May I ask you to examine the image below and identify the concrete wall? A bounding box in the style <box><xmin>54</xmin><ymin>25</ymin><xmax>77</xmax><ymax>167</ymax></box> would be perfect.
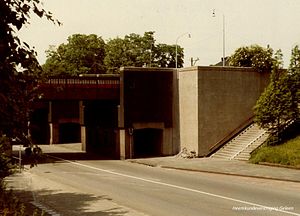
<box><xmin>178</xmin><ymin>69</ymin><xmax>199</xmax><ymax>154</ymax></box>
<box><xmin>179</xmin><ymin>66</ymin><xmax>269</xmax><ymax>156</ymax></box>
<box><xmin>119</xmin><ymin>67</ymin><xmax>180</xmax><ymax>158</ymax></box>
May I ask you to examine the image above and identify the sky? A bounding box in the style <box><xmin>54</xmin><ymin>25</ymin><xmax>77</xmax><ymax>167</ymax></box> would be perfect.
<box><xmin>18</xmin><ymin>0</ymin><xmax>300</xmax><ymax>68</ymax></box>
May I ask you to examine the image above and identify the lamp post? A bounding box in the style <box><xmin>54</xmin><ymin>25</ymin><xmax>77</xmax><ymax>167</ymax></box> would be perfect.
<box><xmin>213</xmin><ymin>9</ymin><xmax>226</xmax><ymax>67</ymax></box>
<box><xmin>176</xmin><ymin>32</ymin><xmax>191</xmax><ymax>68</ymax></box>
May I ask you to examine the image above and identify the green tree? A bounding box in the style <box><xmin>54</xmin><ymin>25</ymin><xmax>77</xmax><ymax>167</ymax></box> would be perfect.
<box><xmin>104</xmin><ymin>31</ymin><xmax>184</xmax><ymax>73</ymax></box>
<box><xmin>254</xmin><ymin>45</ymin><xmax>300</xmax><ymax>141</ymax></box>
<box><xmin>43</xmin><ymin>34</ymin><xmax>106</xmax><ymax>76</ymax></box>
<box><xmin>0</xmin><ymin>0</ymin><xmax>58</xmax><ymax>138</ymax></box>
<box><xmin>0</xmin><ymin>0</ymin><xmax>58</xmax><ymax>181</ymax></box>
<box><xmin>104</xmin><ymin>31</ymin><xmax>155</xmax><ymax>73</ymax></box>
<box><xmin>228</xmin><ymin>44</ymin><xmax>280</xmax><ymax>72</ymax></box>
<box><xmin>153</xmin><ymin>43</ymin><xmax>183</xmax><ymax>68</ymax></box>
<box><xmin>288</xmin><ymin>45</ymin><xmax>300</xmax><ymax>113</ymax></box>
<box><xmin>289</xmin><ymin>45</ymin><xmax>300</xmax><ymax>70</ymax></box>
<box><xmin>254</xmin><ymin>69</ymin><xmax>296</xmax><ymax>136</ymax></box>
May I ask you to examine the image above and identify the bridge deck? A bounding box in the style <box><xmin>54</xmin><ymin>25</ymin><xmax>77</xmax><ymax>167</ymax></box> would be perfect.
<box><xmin>39</xmin><ymin>75</ymin><xmax>120</xmax><ymax>100</ymax></box>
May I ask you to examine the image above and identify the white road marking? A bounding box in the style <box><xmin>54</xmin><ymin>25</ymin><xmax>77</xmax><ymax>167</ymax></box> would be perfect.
<box><xmin>50</xmin><ymin>156</ymin><xmax>300</xmax><ymax>216</ymax></box>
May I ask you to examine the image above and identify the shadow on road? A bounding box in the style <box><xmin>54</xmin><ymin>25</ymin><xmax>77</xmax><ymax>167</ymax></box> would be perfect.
<box><xmin>12</xmin><ymin>188</ymin><xmax>130</xmax><ymax>216</ymax></box>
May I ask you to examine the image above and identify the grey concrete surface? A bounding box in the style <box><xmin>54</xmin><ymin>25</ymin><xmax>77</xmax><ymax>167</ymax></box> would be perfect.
<box><xmin>6</xmin><ymin>144</ymin><xmax>300</xmax><ymax>216</ymax></box>
<box><xmin>35</xmin><ymin>143</ymin><xmax>300</xmax><ymax>183</ymax></box>
<box><xmin>5</xmin><ymin>169</ymin><xmax>149</xmax><ymax>216</ymax></box>
<box><xmin>6</xmin><ymin>158</ymin><xmax>299</xmax><ymax>216</ymax></box>
<box><xmin>128</xmin><ymin>156</ymin><xmax>300</xmax><ymax>183</ymax></box>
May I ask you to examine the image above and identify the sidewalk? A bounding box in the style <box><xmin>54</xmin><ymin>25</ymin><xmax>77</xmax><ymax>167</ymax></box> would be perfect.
<box><xmin>128</xmin><ymin>157</ymin><xmax>300</xmax><ymax>183</ymax></box>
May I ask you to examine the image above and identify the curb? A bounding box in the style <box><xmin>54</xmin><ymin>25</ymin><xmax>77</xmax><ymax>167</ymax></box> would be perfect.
<box><xmin>128</xmin><ymin>160</ymin><xmax>300</xmax><ymax>183</ymax></box>
<box><xmin>127</xmin><ymin>160</ymin><xmax>158</xmax><ymax>167</ymax></box>
<box><xmin>161</xmin><ymin>165</ymin><xmax>300</xmax><ymax>183</ymax></box>
<box><xmin>258</xmin><ymin>162</ymin><xmax>300</xmax><ymax>170</ymax></box>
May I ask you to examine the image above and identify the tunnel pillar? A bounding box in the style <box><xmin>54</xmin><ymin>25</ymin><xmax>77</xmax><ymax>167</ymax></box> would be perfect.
<box><xmin>48</xmin><ymin>102</ymin><xmax>59</xmax><ymax>144</ymax></box>
<box><xmin>119</xmin><ymin>129</ymin><xmax>126</xmax><ymax>160</ymax></box>
<box><xmin>79</xmin><ymin>101</ymin><xmax>86</xmax><ymax>151</ymax></box>
<box><xmin>49</xmin><ymin>123</ymin><xmax>59</xmax><ymax>144</ymax></box>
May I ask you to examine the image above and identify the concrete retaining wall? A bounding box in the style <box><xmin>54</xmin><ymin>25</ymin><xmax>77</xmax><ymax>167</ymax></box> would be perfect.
<box><xmin>179</xmin><ymin>66</ymin><xmax>269</xmax><ymax>156</ymax></box>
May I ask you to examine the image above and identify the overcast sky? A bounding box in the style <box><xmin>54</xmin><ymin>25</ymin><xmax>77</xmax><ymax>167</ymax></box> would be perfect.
<box><xmin>18</xmin><ymin>0</ymin><xmax>300</xmax><ymax>68</ymax></box>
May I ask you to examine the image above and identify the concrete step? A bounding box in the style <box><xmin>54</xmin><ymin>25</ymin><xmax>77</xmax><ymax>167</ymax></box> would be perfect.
<box><xmin>221</xmin><ymin>149</ymin><xmax>243</xmax><ymax>154</ymax></box>
<box><xmin>224</xmin><ymin>142</ymin><xmax>250</xmax><ymax>147</ymax></box>
<box><xmin>212</xmin><ymin>152</ymin><xmax>232</xmax><ymax>157</ymax></box>
<box><xmin>211</xmin><ymin>154</ymin><xmax>231</xmax><ymax>159</ymax></box>
<box><xmin>226</xmin><ymin>140</ymin><xmax>253</xmax><ymax>144</ymax></box>
<box><xmin>211</xmin><ymin>122</ymin><xmax>268</xmax><ymax>161</ymax></box>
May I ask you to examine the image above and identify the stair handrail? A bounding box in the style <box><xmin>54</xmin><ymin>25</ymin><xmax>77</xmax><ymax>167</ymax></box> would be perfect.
<box><xmin>230</xmin><ymin>129</ymin><xmax>267</xmax><ymax>160</ymax></box>
<box><xmin>208</xmin><ymin>115</ymin><xmax>255</xmax><ymax>156</ymax></box>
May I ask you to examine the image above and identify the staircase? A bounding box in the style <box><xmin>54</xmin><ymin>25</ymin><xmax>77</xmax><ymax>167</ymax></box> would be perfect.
<box><xmin>211</xmin><ymin>123</ymin><xmax>268</xmax><ymax>161</ymax></box>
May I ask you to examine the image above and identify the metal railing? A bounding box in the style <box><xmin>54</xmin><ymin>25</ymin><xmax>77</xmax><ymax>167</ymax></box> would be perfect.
<box><xmin>45</xmin><ymin>77</ymin><xmax>120</xmax><ymax>88</ymax></box>
<box><xmin>208</xmin><ymin>116</ymin><xmax>255</xmax><ymax>156</ymax></box>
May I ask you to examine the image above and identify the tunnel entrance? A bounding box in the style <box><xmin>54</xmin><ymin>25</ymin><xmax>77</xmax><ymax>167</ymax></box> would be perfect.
<box><xmin>133</xmin><ymin>128</ymin><xmax>163</xmax><ymax>158</ymax></box>
<box><xmin>59</xmin><ymin>123</ymin><xmax>81</xmax><ymax>143</ymax></box>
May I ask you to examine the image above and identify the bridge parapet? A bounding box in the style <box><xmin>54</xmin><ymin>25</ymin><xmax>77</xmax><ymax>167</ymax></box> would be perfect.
<box><xmin>44</xmin><ymin>75</ymin><xmax>120</xmax><ymax>88</ymax></box>
<box><xmin>39</xmin><ymin>75</ymin><xmax>120</xmax><ymax>100</ymax></box>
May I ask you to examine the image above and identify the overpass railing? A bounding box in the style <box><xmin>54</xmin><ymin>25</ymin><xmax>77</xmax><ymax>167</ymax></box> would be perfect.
<box><xmin>43</xmin><ymin>75</ymin><xmax>120</xmax><ymax>89</ymax></box>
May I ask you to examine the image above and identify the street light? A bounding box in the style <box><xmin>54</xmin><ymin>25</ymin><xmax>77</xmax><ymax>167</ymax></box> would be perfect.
<box><xmin>176</xmin><ymin>32</ymin><xmax>191</xmax><ymax>68</ymax></box>
<box><xmin>213</xmin><ymin>9</ymin><xmax>226</xmax><ymax>67</ymax></box>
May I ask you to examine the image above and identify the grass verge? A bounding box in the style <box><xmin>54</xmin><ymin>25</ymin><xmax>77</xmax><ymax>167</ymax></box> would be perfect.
<box><xmin>250</xmin><ymin>135</ymin><xmax>300</xmax><ymax>168</ymax></box>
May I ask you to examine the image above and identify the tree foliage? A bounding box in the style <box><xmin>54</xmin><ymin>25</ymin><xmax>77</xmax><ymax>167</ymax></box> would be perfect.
<box><xmin>43</xmin><ymin>34</ymin><xmax>106</xmax><ymax>76</ymax></box>
<box><xmin>0</xmin><ymin>0</ymin><xmax>58</xmax><ymax>180</ymax></box>
<box><xmin>254</xmin><ymin>45</ymin><xmax>300</xmax><ymax>140</ymax></box>
<box><xmin>228</xmin><ymin>44</ymin><xmax>282</xmax><ymax>72</ymax></box>
<box><xmin>154</xmin><ymin>43</ymin><xmax>183</xmax><ymax>68</ymax></box>
<box><xmin>104</xmin><ymin>31</ymin><xmax>184</xmax><ymax>73</ymax></box>
<box><xmin>43</xmin><ymin>31</ymin><xmax>184</xmax><ymax>75</ymax></box>
<box><xmin>254</xmin><ymin>69</ymin><xmax>297</xmax><ymax>136</ymax></box>
<box><xmin>0</xmin><ymin>136</ymin><xmax>13</xmax><ymax>179</ymax></box>
<box><xmin>0</xmin><ymin>0</ymin><xmax>58</xmax><ymax>139</ymax></box>
<box><xmin>288</xmin><ymin>45</ymin><xmax>300</xmax><ymax>116</ymax></box>
<box><xmin>104</xmin><ymin>32</ymin><xmax>155</xmax><ymax>72</ymax></box>
<box><xmin>0</xmin><ymin>0</ymin><xmax>59</xmax><ymax>146</ymax></box>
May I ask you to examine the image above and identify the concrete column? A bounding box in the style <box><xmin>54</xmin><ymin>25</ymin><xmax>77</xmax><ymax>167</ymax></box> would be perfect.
<box><xmin>162</xmin><ymin>128</ymin><xmax>173</xmax><ymax>155</ymax></box>
<box><xmin>173</xmin><ymin>70</ymin><xmax>181</xmax><ymax>154</ymax></box>
<box><xmin>49</xmin><ymin>122</ymin><xmax>53</xmax><ymax>144</ymax></box>
<box><xmin>119</xmin><ymin>129</ymin><xmax>126</xmax><ymax>160</ymax></box>
<box><xmin>79</xmin><ymin>101</ymin><xmax>86</xmax><ymax>151</ymax></box>
<box><xmin>81</xmin><ymin>126</ymin><xmax>86</xmax><ymax>152</ymax></box>
<box><xmin>48</xmin><ymin>101</ymin><xmax>59</xmax><ymax>144</ymax></box>
<box><xmin>49</xmin><ymin>122</ymin><xmax>59</xmax><ymax>144</ymax></box>
<box><xmin>48</xmin><ymin>101</ymin><xmax>52</xmax><ymax>123</ymax></box>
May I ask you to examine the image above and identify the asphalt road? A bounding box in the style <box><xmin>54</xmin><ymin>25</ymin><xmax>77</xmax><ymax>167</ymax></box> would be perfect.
<box><xmin>14</xmin><ymin>157</ymin><xmax>300</xmax><ymax>216</ymax></box>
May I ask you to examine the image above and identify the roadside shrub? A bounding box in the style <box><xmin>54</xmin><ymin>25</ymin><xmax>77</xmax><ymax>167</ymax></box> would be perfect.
<box><xmin>0</xmin><ymin>182</ymin><xmax>26</xmax><ymax>216</ymax></box>
<box><xmin>0</xmin><ymin>135</ymin><xmax>14</xmax><ymax>179</ymax></box>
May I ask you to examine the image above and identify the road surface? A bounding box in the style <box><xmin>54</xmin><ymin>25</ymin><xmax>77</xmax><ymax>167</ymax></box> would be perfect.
<box><xmin>7</xmin><ymin>156</ymin><xmax>300</xmax><ymax>216</ymax></box>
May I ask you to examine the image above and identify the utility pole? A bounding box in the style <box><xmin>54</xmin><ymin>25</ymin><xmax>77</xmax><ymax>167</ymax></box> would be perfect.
<box><xmin>176</xmin><ymin>33</ymin><xmax>191</xmax><ymax>68</ymax></box>
<box><xmin>191</xmin><ymin>57</ymin><xmax>199</xmax><ymax>66</ymax></box>
<box><xmin>213</xmin><ymin>9</ymin><xmax>226</xmax><ymax>67</ymax></box>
